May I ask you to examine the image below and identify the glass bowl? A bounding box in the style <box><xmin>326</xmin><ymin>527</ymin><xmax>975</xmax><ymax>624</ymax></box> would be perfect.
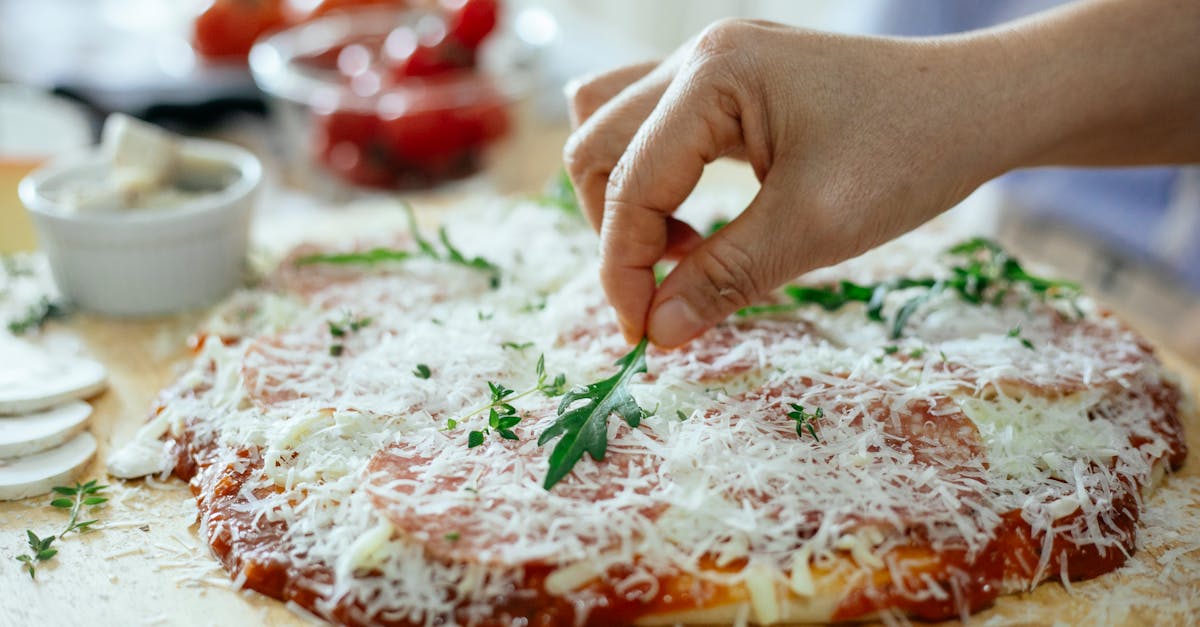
<box><xmin>249</xmin><ymin>5</ymin><xmax>534</xmax><ymax>194</ymax></box>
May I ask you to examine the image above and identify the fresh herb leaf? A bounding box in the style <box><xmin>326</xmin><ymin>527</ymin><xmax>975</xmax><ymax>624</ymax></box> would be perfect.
<box><xmin>55</xmin><ymin>480</ymin><xmax>108</xmax><ymax>536</ymax></box>
<box><xmin>535</xmin><ymin>354</ymin><xmax>568</xmax><ymax>396</ymax></box>
<box><xmin>296</xmin><ymin>204</ymin><xmax>501</xmax><ymax>287</ymax></box>
<box><xmin>454</xmin><ymin>357</ymin><xmax>567</xmax><ymax>448</ymax></box>
<box><xmin>14</xmin><ymin>530</ymin><xmax>56</xmax><ymax>579</ymax></box>
<box><xmin>539</xmin><ymin>169</ymin><xmax>582</xmax><ymax>219</ymax></box>
<box><xmin>676</xmin><ymin>409</ymin><xmax>690</xmax><ymax>421</ymax></box>
<box><xmin>738</xmin><ymin>239</ymin><xmax>1079</xmax><ymax>339</ymax></box>
<box><xmin>1008</xmin><ymin>325</ymin><xmax>1035</xmax><ymax>350</ymax></box>
<box><xmin>538</xmin><ymin>338</ymin><xmax>649</xmax><ymax>490</ymax></box>
<box><xmin>786</xmin><ymin>404</ymin><xmax>822</xmax><ymax>441</ymax></box>
<box><xmin>706</xmin><ymin>218</ymin><xmax>730</xmax><ymax>236</ymax></box>
<box><xmin>909</xmin><ymin>347</ymin><xmax>926</xmax><ymax>359</ymax></box>
<box><xmin>501</xmin><ymin>341</ymin><xmax>534</xmax><ymax>351</ymax></box>
<box><xmin>327</xmin><ymin>313</ymin><xmax>371</xmax><ymax>357</ymax></box>
<box><xmin>413</xmin><ymin>364</ymin><xmax>432</xmax><ymax>379</ymax></box>
<box><xmin>444</xmin><ymin>532</ymin><xmax>461</xmax><ymax>542</ymax></box>
<box><xmin>7</xmin><ymin>297</ymin><xmax>68</xmax><ymax>336</ymax></box>
<box><xmin>883</xmin><ymin>345</ymin><xmax>899</xmax><ymax>355</ymax></box>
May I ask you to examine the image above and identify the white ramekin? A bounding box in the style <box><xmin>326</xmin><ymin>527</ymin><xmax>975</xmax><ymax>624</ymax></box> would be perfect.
<box><xmin>18</xmin><ymin>139</ymin><xmax>262</xmax><ymax>317</ymax></box>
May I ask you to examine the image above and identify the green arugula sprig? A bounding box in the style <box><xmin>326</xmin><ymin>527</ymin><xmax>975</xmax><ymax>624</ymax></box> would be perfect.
<box><xmin>50</xmin><ymin>480</ymin><xmax>109</xmax><ymax>536</ymax></box>
<box><xmin>14</xmin><ymin>531</ymin><xmax>56</xmax><ymax>579</ymax></box>
<box><xmin>7</xmin><ymin>297</ymin><xmax>68</xmax><ymax>336</ymax></box>
<box><xmin>738</xmin><ymin>238</ymin><xmax>1079</xmax><ymax>339</ymax></box>
<box><xmin>786</xmin><ymin>404</ymin><xmax>822</xmax><ymax>441</ymax></box>
<box><xmin>450</xmin><ymin>355</ymin><xmax>568</xmax><ymax>446</ymax></box>
<box><xmin>538</xmin><ymin>338</ymin><xmax>650</xmax><ymax>490</ymax></box>
<box><xmin>14</xmin><ymin>481</ymin><xmax>108</xmax><ymax>580</ymax></box>
<box><xmin>295</xmin><ymin>204</ymin><xmax>501</xmax><ymax>288</ymax></box>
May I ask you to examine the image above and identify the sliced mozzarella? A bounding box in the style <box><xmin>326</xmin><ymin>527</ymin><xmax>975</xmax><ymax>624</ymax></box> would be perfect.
<box><xmin>0</xmin><ymin>431</ymin><xmax>96</xmax><ymax>501</ymax></box>
<box><xmin>0</xmin><ymin>337</ymin><xmax>107</xmax><ymax>415</ymax></box>
<box><xmin>0</xmin><ymin>400</ymin><xmax>92</xmax><ymax>459</ymax></box>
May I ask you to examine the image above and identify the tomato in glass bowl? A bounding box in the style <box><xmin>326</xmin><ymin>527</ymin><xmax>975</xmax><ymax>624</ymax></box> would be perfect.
<box><xmin>249</xmin><ymin>3</ymin><xmax>530</xmax><ymax>192</ymax></box>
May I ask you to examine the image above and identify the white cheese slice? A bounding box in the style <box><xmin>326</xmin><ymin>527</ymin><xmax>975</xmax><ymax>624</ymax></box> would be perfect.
<box><xmin>0</xmin><ymin>400</ymin><xmax>92</xmax><ymax>459</ymax></box>
<box><xmin>0</xmin><ymin>340</ymin><xmax>107</xmax><ymax>415</ymax></box>
<box><xmin>0</xmin><ymin>431</ymin><xmax>96</xmax><ymax>501</ymax></box>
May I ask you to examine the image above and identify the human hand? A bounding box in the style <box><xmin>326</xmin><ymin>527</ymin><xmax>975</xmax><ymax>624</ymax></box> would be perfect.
<box><xmin>564</xmin><ymin>19</ymin><xmax>1017</xmax><ymax>347</ymax></box>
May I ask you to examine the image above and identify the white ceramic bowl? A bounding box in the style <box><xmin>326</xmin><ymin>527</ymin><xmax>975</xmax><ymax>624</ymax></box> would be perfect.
<box><xmin>18</xmin><ymin>139</ymin><xmax>261</xmax><ymax>317</ymax></box>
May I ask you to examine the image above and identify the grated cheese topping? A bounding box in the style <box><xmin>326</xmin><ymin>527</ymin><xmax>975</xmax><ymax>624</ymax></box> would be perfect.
<box><xmin>121</xmin><ymin>199</ymin><xmax>1187</xmax><ymax>625</ymax></box>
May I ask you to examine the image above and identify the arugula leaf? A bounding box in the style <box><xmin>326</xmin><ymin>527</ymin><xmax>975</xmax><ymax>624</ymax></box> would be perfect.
<box><xmin>739</xmin><ymin>239</ymin><xmax>1079</xmax><ymax>339</ymax></box>
<box><xmin>538</xmin><ymin>338</ymin><xmax>649</xmax><ymax>490</ymax></box>
<box><xmin>295</xmin><ymin>204</ymin><xmax>501</xmax><ymax>287</ymax></box>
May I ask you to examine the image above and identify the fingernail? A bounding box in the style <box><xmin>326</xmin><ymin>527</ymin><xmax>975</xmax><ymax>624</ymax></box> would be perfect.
<box><xmin>648</xmin><ymin>297</ymin><xmax>704</xmax><ymax>348</ymax></box>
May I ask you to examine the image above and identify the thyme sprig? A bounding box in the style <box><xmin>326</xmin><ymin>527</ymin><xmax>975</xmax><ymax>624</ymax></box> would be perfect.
<box><xmin>739</xmin><ymin>238</ymin><xmax>1079</xmax><ymax>339</ymax></box>
<box><xmin>14</xmin><ymin>480</ymin><xmax>108</xmax><ymax>580</ymax></box>
<box><xmin>538</xmin><ymin>339</ymin><xmax>650</xmax><ymax>490</ymax></box>
<box><xmin>295</xmin><ymin>204</ymin><xmax>501</xmax><ymax>288</ymax></box>
<box><xmin>451</xmin><ymin>355</ymin><xmax>568</xmax><ymax>445</ymax></box>
<box><xmin>50</xmin><ymin>480</ymin><xmax>109</xmax><ymax>536</ymax></box>
<box><xmin>787</xmin><ymin>404</ymin><xmax>822</xmax><ymax>441</ymax></box>
<box><xmin>14</xmin><ymin>531</ymin><xmax>56</xmax><ymax>579</ymax></box>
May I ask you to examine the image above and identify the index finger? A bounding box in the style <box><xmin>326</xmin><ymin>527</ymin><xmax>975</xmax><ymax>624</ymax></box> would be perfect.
<box><xmin>600</xmin><ymin>60</ymin><xmax>746</xmax><ymax>342</ymax></box>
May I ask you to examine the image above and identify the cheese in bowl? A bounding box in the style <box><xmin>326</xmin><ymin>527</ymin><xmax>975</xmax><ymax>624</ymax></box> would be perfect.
<box><xmin>18</xmin><ymin>115</ymin><xmax>262</xmax><ymax>316</ymax></box>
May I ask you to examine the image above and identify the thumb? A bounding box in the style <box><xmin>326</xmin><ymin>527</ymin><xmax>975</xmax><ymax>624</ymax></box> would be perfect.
<box><xmin>646</xmin><ymin>178</ymin><xmax>804</xmax><ymax>348</ymax></box>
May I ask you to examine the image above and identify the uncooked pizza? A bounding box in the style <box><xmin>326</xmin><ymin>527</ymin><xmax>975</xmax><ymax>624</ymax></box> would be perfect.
<box><xmin>114</xmin><ymin>197</ymin><xmax>1187</xmax><ymax>625</ymax></box>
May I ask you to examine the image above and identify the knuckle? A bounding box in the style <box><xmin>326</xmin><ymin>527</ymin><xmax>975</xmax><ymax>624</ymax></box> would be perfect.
<box><xmin>694</xmin><ymin>18</ymin><xmax>747</xmax><ymax>57</ymax></box>
<box><xmin>562</xmin><ymin>130</ymin><xmax>597</xmax><ymax>180</ymax></box>
<box><xmin>569</xmin><ymin>78</ymin><xmax>607</xmax><ymax>118</ymax></box>
<box><xmin>689</xmin><ymin>239</ymin><xmax>762</xmax><ymax>315</ymax></box>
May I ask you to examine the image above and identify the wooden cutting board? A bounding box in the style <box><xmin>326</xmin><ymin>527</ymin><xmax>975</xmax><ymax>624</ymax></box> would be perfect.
<box><xmin>1</xmin><ymin>199</ymin><xmax>1198</xmax><ymax>627</ymax></box>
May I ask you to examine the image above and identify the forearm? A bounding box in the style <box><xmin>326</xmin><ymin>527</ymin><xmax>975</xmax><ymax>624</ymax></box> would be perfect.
<box><xmin>953</xmin><ymin>0</ymin><xmax>1200</xmax><ymax>174</ymax></box>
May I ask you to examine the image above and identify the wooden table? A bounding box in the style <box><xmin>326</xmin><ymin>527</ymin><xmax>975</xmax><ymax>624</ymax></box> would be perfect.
<box><xmin>2</xmin><ymin>151</ymin><xmax>1198</xmax><ymax>626</ymax></box>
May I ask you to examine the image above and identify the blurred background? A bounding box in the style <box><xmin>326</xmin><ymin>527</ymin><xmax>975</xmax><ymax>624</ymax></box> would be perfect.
<box><xmin>1</xmin><ymin>0</ymin><xmax>1196</xmax><ymax>360</ymax></box>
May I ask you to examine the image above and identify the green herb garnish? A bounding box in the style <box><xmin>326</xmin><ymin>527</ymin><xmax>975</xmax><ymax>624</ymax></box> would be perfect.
<box><xmin>738</xmin><ymin>238</ymin><xmax>1078</xmax><ymax>339</ymax></box>
<box><xmin>50</xmin><ymin>480</ymin><xmax>108</xmax><ymax>536</ymax></box>
<box><xmin>456</xmin><ymin>355</ymin><xmax>567</xmax><ymax>446</ymax></box>
<box><xmin>1008</xmin><ymin>325</ymin><xmax>1035</xmax><ymax>350</ymax></box>
<box><xmin>501</xmin><ymin>341</ymin><xmax>534</xmax><ymax>351</ymax></box>
<box><xmin>786</xmin><ymin>404</ymin><xmax>822</xmax><ymax>441</ymax></box>
<box><xmin>7</xmin><ymin>297</ymin><xmax>67</xmax><ymax>336</ymax></box>
<box><xmin>327</xmin><ymin>313</ymin><xmax>371</xmax><ymax>357</ymax></box>
<box><xmin>14</xmin><ymin>531</ymin><xmax>56</xmax><ymax>579</ymax></box>
<box><xmin>413</xmin><ymin>364</ymin><xmax>432</xmax><ymax>379</ymax></box>
<box><xmin>538</xmin><ymin>338</ymin><xmax>649</xmax><ymax>490</ymax></box>
<box><xmin>706</xmin><ymin>218</ymin><xmax>730</xmax><ymax>236</ymax></box>
<box><xmin>539</xmin><ymin>169</ymin><xmax>582</xmax><ymax>219</ymax></box>
<box><xmin>15</xmin><ymin>480</ymin><xmax>108</xmax><ymax>579</ymax></box>
<box><xmin>296</xmin><ymin>204</ymin><xmax>501</xmax><ymax>288</ymax></box>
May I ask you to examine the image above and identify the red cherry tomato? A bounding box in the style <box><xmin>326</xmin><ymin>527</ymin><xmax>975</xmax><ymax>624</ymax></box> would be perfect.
<box><xmin>193</xmin><ymin>0</ymin><xmax>286</xmax><ymax>61</ymax></box>
<box><xmin>443</xmin><ymin>0</ymin><xmax>498</xmax><ymax>49</ymax></box>
<box><xmin>312</xmin><ymin>110</ymin><xmax>396</xmax><ymax>187</ymax></box>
